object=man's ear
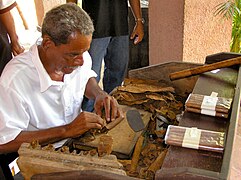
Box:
[42,35,55,50]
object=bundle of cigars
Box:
[164,125,225,153]
[185,93,233,118]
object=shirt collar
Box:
[30,39,82,92]
[30,40,62,92]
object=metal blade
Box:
[126,109,145,132]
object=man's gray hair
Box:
[41,3,94,45]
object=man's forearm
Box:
[0,125,68,154]
[0,11,18,42]
[84,77,107,100]
[129,0,142,20]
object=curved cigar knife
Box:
[126,109,145,132]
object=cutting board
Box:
[73,105,151,156]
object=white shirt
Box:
[0,0,15,10]
[0,42,97,147]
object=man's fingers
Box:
[104,96,111,122]
[110,98,118,120]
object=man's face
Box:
[44,32,92,75]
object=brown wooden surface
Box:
[156,67,238,179]
[73,105,151,156]
[17,143,126,180]
[31,170,138,180]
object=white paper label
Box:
[210,92,218,97]
[201,109,216,116]
[182,127,201,149]
[201,96,218,111]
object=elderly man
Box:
[0,3,123,154]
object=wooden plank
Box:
[31,170,137,180]
[17,143,127,180]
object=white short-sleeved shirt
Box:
[0,41,97,147]
[0,0,15,10]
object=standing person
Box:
[0,3,123,154]
[0,0,25,75]
[82,0,144,112]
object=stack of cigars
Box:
[185,93,233,118]
[165,125,225,153]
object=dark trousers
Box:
[0,20,13,76]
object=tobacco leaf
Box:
[120,99,149,106]
[145,93,167,101]
[112,91,146,102]
[117,84,175,94]
[123,78,161,86]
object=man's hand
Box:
[130,21,144,44]
[0,10,25,56]
[84,77,124,123]
[94,92,124,122]
[66,111,105,138]
[11,40,25,56]
[129,0,144,44]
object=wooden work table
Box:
[156,66,241,179]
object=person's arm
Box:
[129,0,144,44]
[0,111,105,154]
[84,77,123,122]
[0,9,25,55]
[0,78,121,154]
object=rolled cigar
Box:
[105,116,124,130]
[169,56,241,81]
[185,107,229,118]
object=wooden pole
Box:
[16,3,29,30]
[169,56,241,81]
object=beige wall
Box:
[149,0,232,65]
[13,0,66,29]
[34,0,66,26]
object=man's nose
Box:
[73,55,84,65]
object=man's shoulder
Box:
[0,0,16,11]
[1,48,36,82]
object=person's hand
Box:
[130,21,144,44]
[94,92,124,122]
[65,111,105,138]
[11,40,25,56]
